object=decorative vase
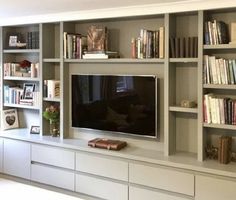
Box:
[49,120,59,137]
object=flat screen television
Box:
[71,74,158,138]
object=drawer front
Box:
[196,175,236,200]
[76,174,128,200]
[0,138,3,172]
[130,186,190,200]
[129,163,194,196]
[31,164,75,191]
[32,144,75,169]
[76,152,128,181]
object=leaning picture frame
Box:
[23,83,35,99]
[9,35,18,47]
[30,125,40,134]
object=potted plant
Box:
[43,104,60,137]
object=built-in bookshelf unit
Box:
[1,7,236,167]
[1,24,41,130]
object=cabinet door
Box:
[130,186,190,200]
[0,138,3,172]
[3,139,31,179]
[196,175,236,200]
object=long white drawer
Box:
[31,164,75,191]
[76,174,128,200]
[129,186,190,200]
[76,152,128,181]
[196,175,236,200]
[32,144,75,169]
[129,163,194,196]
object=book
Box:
[82,51,119,59]
[1,109,19,130]
[47,80,60,98]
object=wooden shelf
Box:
[203,44,236,49]
[203,123,236,130]
[169,58,198,63]
[203,84,236,90]
[4,103,40,110]
[43,58,61,63]
[4,76,40,81]
[64,58,165,64]
[3,49,40,53]
[43,97,60,102]
[169,106,198,114]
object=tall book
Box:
[159,27,165,59]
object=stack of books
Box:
[203,55,236,85]
[27,31,39,49]
[218,136,232,164]
[204,20,229,45]
[169,37,198,58]
[44,80,60,99]
[131,27,165,59]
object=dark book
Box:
[175,37,180,58]
[189,37,194,57]
[169,37,175,58]
[204,21,210,45]
[31,31,36,49]
[218,21,229,44]
[185,37,190,58]
[155,30,159,58]
[27,32,32,49]
[193,37,198,58]
[179,37,185,58]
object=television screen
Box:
[71,74,157,138]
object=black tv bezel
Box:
[71,74,158,139]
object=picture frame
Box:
[9,35,18,47]
[30,125,40,134]
[23,83,35,99]
[1,109,19,130]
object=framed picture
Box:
[1,109,19,130]
[30,126,40,134]
[9,35,18,47]
[23,83,35,99]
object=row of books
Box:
[131,27,165,59]
[4,85,40,107]
[4,62,39,78]
[43,80,60,99]
[203,55,236,85]
[63,32,87,59]
[26,31,39,49]
[218,136,232,164]
[169,37,198,58]
[204,20,229,45]
[204,94,236,125]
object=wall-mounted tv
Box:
[71,74,158,138]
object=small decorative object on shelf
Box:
[205,144,218,160]
[43,104,60,137]
[88,138,127,151]
[30,125,40,134]
[1,109,19,130]
[218,136,232,164]
[180,100,197,108]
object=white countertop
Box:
[1,128,236,179]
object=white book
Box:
[219,58,226,84]
[159,27,165,58]
[209,56,217,84]
[47,80,60,98]
[215,58,221,84]
[82,53,108,59]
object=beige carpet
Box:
[0,178,83,200]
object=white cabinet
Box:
[0,138,3,172]
[31,164,75,191]
[129,163,194,196]
[76,174,128,200]
[129,186,190,200]
[3,139,31,179]
[76,152,128,181]
[32,144,75,169]
[196,175,236,200]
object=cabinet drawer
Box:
[130,186,190,200]
[0,138,3,173]
[76,174,128,200]
[76,152,128,181]
[196,175,236,200]
[31,164,75,191]
[129,163,194,196]
[32,144,75,169]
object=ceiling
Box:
[0,0,191,18]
